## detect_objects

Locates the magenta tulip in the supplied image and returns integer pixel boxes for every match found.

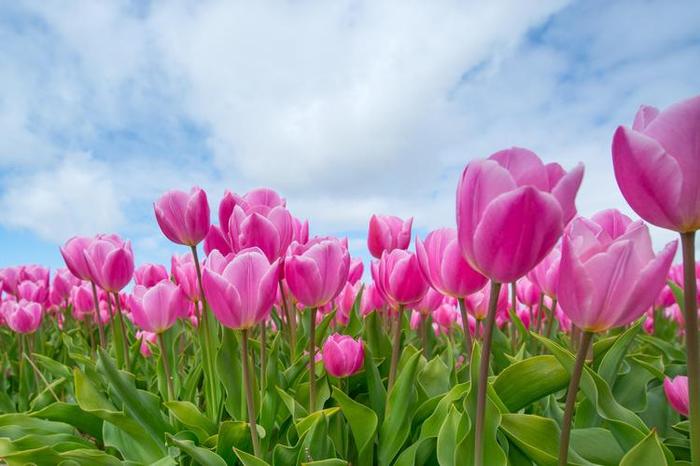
[60,236,95,281]
[367,214,413,259]
[83,235,134,293]
[466,282,508,321]
[457,147,584,283]
[227,204,294,261]
[416,227,488,298]
[134,263,169,288]
[336,281,361,325]
[4,300,43,334]
[171,253,201,302]
[558,210,677,332]
[322,333,364,378]
[17,280,48,304]
[516,278,540,307]
[154,187,210,246]
[51,268,79,306]
[374,249,429,306]
[284,238,350,308]
[71,284,95,320]
[202,248,280,329]
[413,287,443,315]
[128,281,188,334]
[348,258,364,285]
[664,376,690,416]
[612,96,700,232]
[527,245,560,298]
[0,266,20,296]
[360,282,385,316]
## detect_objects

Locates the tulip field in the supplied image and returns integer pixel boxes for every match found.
[1,95,699,466]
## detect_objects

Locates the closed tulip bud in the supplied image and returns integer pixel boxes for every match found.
[285,237,350,308]
[516,277,540,307]
[466,282,508,320]
[134,263,169,288]
[154,187,210,246]
[71,283,95,320]
[558,210,677,332]
[83,236,135,293]
[128,281,188,334]
[612,95,700,232]
[5,300,43,334]
[457,148,584,283]
[171,253,201,302]
[374,249,429,306]
[664,375,689,416]
[367,214,413,259]
[416,228,488,298]
[360,281,385,316]
[228,205,294,261]
[336,281,361,326]
[322,333,364,378]
[51,268,79,305]
[433,302,458,331]
[413,287,443,315]
[202,248,280,329]
[60,236,95,281]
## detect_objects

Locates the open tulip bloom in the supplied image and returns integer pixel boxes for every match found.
[5,94,700,466]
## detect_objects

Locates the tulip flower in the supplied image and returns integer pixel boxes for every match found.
[0,266,20,297]
[360,282,385,316]
[367,214,413,259]
[556,209,677,466]
[664,375,690,417]
[134,263,169,288]
[348,258,364,285]
[613,96,700,464]
[322,334,364,378]
[202,247,279,456]
[17,280,48,304]
[71,284,94,320]
[4,300,42,334]
[171,253,202,302]
[226,204,294,262]
[50,268,79,307]
[336,281,361,326]
[154,187,210,247]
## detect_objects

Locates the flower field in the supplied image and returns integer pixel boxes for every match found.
[0,95,698,465]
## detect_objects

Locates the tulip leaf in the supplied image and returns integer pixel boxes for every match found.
[419,355,451,398]
[437,405,466,466]
[597,322,641,387]
[377,350,422,466]
[217,328,246,420]
[619,430,667,466]
[493,355,569,411]
[30,401,103,441]
[166,432,227,466]
[332,386,378,456]
[216,420,253,464]
[364,344,387,421]
[570,427,625,466]
[165,400,218,441]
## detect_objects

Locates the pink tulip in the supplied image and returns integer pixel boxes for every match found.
[83,235,134,293]
[410,310,423,330]
[285,238,350,308]
[516,307,531,329]
[465,282,508,320]
[516,277,540,307]
[336,281,361,325]
[4,300,43,334]
[227,204,294,261]
[292,216,309,245]
[219,189,286,233]
[202,248,280,329]
[360,282,385,316]
[204,225,232,256]
[128,281,188,334]
[60,236,95,281]
[367,214,413,259]
[433,302,458,331]
[348,258,364,285]
[612,95,700,232]
[558,210,677,332]
[71,283,95,320]
[17,280,48,304]
[136,330,157,357]
[457,147,584,283]
[171,253,202,302]
[322,333,364,378]
[134,264,169,288]
[374,249,429,306]
[527,245,560,298]
[0,266,21,296]
[413,288,443,315]
[154,187,210,246]
[51,268,79,306]
[416,227,488,298]
[664,375,690,416]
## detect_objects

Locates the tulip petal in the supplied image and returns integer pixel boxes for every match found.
[557,235,595,331]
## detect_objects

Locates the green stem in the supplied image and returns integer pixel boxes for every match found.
[241,329,261,457]
[260,322,267,397]
[458,297,473,359]
[387,304,404,392]
[308,307,317,412]
[558,331,594,466]
[474,281,502,466]
[158,333,175,402]
[112,293,131,371]
[279,280,297,360]
[90,281,106,347]
[420,313,430,358]
[681,232,700,466]
[191,245,220,422]
[545,297,558,339]
[105,293,124,369]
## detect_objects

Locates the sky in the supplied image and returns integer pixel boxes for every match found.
[0,0,699,271]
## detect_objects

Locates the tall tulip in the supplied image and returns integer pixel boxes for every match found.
[4,300,42,334]
[154,187,210,247]
[322,334,364,378]
[202,247,279,456]
[374,248,428,390]
[556,210,677,466]
[367,214,413,259]
[612,95,700,465]
[456,147,583,466]
[285,237,350,412]
[134,263,169,288]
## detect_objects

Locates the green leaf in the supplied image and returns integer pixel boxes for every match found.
[377,351,422,466]
[619,430,667,466]
[302,460,348,466]
[31,401,103,441]
[364,344,387,421]
[165,401,218,442]
[570,428,625,466]
[597,322,641,387]
[332,386,378,455]
[419,356,451,398]
[437,405,465,466]
[166,432,227,466]
[493,355,569,411]
[216,421,253,465]
[217,328,245,420]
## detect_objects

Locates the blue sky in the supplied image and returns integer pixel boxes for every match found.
[1,0,699,271]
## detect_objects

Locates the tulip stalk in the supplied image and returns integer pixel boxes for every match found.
[308,307,317,412]
[279,281,297,360]
[681,232,700,466]
[241,328,261,457]
[387,304,405,392]
[458,297,472,359]
[420,314,430,358]
[112,293,130,371]
[260,322,267,395]
[474,281,502,466]
[558,330,593,466]
[105,293,126,370]
[90,281,106,347]
[190,245,220,422]
[158,333,175,402]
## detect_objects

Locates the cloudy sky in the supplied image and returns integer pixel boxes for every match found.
[1,0,699,270]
